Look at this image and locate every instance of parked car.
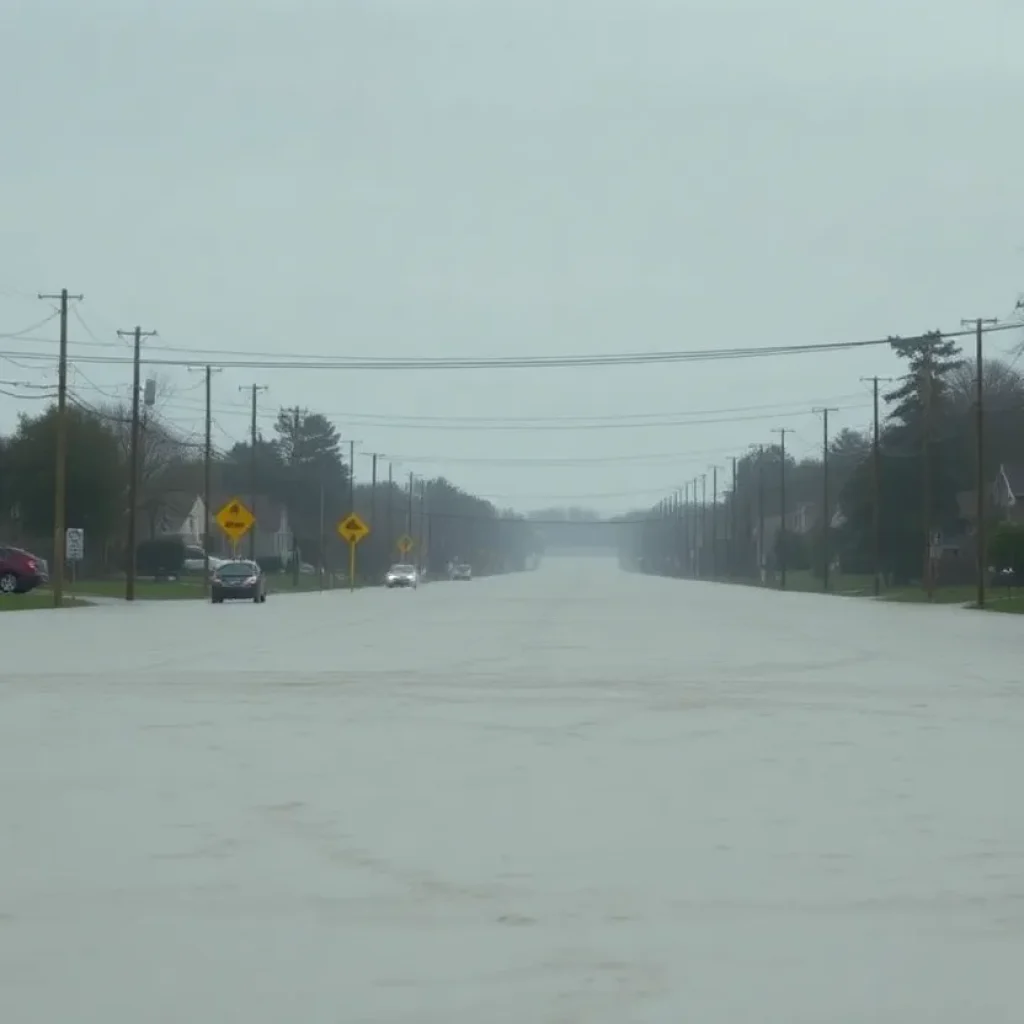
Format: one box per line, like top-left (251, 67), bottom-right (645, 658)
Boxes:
top-left (451, 563), bottom-right (472, 581)
top-left (384, 563), bottom-right (418, 589)
top-left (182, 545), bottom-right (229, 575)
top-left (990, 566), bottom-right (1022, 588)
top-left (0, 545), bottom-right (48, 594)
top-left (211, 560), bottom-right (267, 604)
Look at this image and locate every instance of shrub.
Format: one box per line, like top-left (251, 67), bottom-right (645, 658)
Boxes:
top-left (988, 522), bottom-right (1024, 574)
top-left (136, 537), bottom-right (185, 578)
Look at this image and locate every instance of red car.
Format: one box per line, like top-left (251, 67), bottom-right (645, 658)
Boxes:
top-left (0, 545), bottom-right (48, 595)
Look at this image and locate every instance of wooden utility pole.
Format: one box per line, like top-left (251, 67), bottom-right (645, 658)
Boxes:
top-left (118, 325), bottom-right (157, 601)
top-left (370, 453), bottom-right (378, 574)
top-left (772, 429), bottom-right (789, 590)
top-left (757, 446), bottom-right (765, 581)
top-left (922, 357), bottom-right (935, 601)
top-left (318, 475), bottom-right (325, 590)
top-left (730, 456), bottom-right (738, 579)
top-left (861, 376), bottom-right (893, 596)
top-left (37, 288), bottom-right (82, 607)
top-left (239, 384), bottom-right (268, 560)
top-left (362, 451), bottom-right (386, 576)
top-left (676, 488), bottom-right (684, 575)
top-left (962, 316), bottom-right (997, 608)
top-left (813, 407), bottom-right (839, 591)
top-left (205, 368), bottom-right (215, 586)
top-left (682, 482), bottom-right (690, 575)
top-left (709, 465), bottom-right (719, 579)
top-left (387, 462), bottom-right (394, 563)
top-left (348, 440), bottom-right (356, 514)
top-left (871, 377), bottom-right (882, 596)
top-left (188, 364), bottom-right (221, 594)
top-left (406, 472), bottom-right (414, 536)
top-left (291, 406), bottom-right (301, 586)
top-left (418, 480), bottom-right (428, 574)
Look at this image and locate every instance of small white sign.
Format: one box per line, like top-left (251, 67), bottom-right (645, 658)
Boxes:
top-left (65, 528), bottom-right (84, 562)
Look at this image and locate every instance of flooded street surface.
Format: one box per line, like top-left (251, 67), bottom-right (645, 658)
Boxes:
top-left (3, 557), bottom-right (1023, 1022)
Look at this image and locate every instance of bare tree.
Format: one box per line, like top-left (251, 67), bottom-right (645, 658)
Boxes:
top-left (95, 400), bottom-right (202, 538)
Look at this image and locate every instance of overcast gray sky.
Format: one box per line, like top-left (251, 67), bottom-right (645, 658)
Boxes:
top-left (3, 0), bottom-right (1023, 514)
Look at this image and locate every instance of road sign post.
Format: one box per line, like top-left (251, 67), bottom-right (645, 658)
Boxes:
top-left (65, 527), bottom-right (84, 562)
top-left (65, 528), bottom-right (84, 604)
top-left (337, 513), bottom-right (370, 592)
top-left (215, 498), bottom-right (256, 549)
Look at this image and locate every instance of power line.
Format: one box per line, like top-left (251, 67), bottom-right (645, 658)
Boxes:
top-left (85, 390), bottom-right (874, 433)
top-left (0, 311), bottom-right (62, 339)
top-left (158, 392), bottom-right (870, 425)
top-left (1, 321), bottom-right (1019, 371)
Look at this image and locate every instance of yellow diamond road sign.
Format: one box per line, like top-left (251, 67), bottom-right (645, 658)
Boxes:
top-left (215, 498), bottom-right (255, 540)
top-left (396, 534), bottom-right (414, 554)
top-left (338, 513), bottom-right (369, 544)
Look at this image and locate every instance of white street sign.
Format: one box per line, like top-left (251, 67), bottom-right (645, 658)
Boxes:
top-left (65, 528), bottom-right (84, 562)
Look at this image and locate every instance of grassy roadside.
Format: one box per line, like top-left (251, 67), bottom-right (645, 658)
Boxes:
top-left (727, 570), bottom-right (1024, 614)
top-left (0, 592), bottom-right (93, 611)
top-left (73, 574), bottom-right (339, 599)
top-left (2, 573), bottom-right (346, 608)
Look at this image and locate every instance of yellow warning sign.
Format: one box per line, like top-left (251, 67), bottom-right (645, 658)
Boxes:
top-left (215, 498), bottom-right (255, 541)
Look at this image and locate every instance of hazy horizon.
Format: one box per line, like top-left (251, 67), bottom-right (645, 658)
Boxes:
top-left (3, 0), bottom-right (1023, 516)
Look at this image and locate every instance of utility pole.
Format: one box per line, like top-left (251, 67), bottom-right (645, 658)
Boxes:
top-left (37, 288), bottom-right (83, 608)
top-left (239, 384), bottom-right (268, 560)
top-left (921, 356), bottom-right (935, 601)
top-left (370, 452), bottom-right (379, 575)
top-left (962, 316), bottom-right (997, 609)
top-left (682, 482), bottom-right (690, 576)
top-left (419, 480), bottom-right (429, 574)
top-left (699, 473), bottom-right (707, 578)
top-left (361, 451), bottom-right (386, 576)
top-left (709, 465), bottom-right (719, 579)
top-left (689, 481), bottom-right (696, 577)
top-left (370, 453), bottom-right (378, 528)
top-left (407, 472), bottom-right (414, 535)
top-left (676, 488), bottom-right (684, 575)
top-left (861, 376), bottom-right (893, 596)
top-left (813, 407), bottom-right (839, 591)
top-left (772, 429), bottom-right (789, 590)
top-left (318, 475), bottom-right (325, 591)
top-left (688, 478), bottom-right (696, 577)
top-left (188, 364), bottom-right (222, 594)
top-left (291, 406), bottom-right (301, 586)
top-left (348, 440), bottom-right (356, 513)
top-left (757, 446), bottom-right (765, 582)
top-left (730, 456), bottom-right (738, 579)
top-left (118, 325), bottom-right (157, 601)
top-left (387, 462), bottom-right (395, 563)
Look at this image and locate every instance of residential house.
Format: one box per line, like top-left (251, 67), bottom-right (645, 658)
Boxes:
top-left (754, 501), bottom-right (821, 567)
top-left (151, 492), bottom-right (293, 562)
top-left (992, 464), bottom-right (1024, 524)
top-left (143, 491), bottom-right (204, 545)
top-left (208, 493), bottom-right (293, 562)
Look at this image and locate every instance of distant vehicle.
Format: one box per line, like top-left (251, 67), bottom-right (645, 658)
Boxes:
top-left (183, 545), bottom-right (228, 575)
top-left (211, 560), bottom-right (267, 604)
top-left (384, 563), bottom-right (418, 589)
top-left (451, 563), bottom-right (472, 581)
top-left (0, 545), bottom-right (48, 595)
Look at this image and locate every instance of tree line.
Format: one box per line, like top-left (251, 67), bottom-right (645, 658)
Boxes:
top-left (621, 332), bottom-right (1024, 588)
top-left (0, 396), bottom-right (542, 580)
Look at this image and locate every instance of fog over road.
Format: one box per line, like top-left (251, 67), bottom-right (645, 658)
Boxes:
top-left (3, 558), bottom-right (1022, 1022)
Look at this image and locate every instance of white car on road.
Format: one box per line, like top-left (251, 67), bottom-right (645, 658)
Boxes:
top-left (183, 545), bottom-right (229, 575)
top-left (384, 564), bottom-right (418, 589)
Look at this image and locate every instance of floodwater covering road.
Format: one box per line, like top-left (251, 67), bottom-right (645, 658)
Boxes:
top-left (2, 557), bottom-right (1023, 1023)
